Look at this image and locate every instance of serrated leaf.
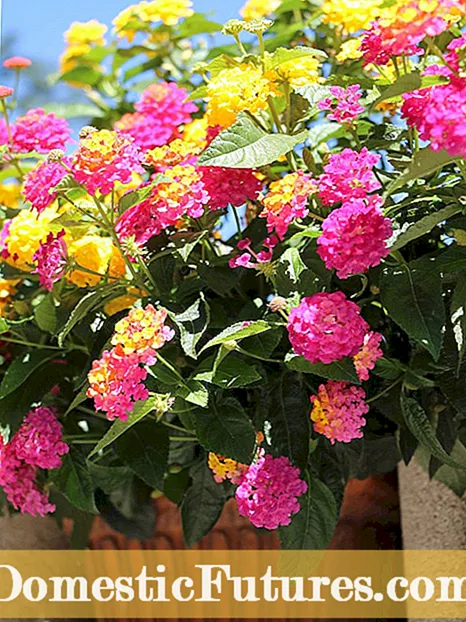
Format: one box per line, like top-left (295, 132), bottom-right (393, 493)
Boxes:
top-left (400, 394), bottom-right (466, 470)
top-left (181, 459), bottom-right (225, 548)
top-left (195, 396), bottom-right (255, 463)
top-left (279, 247), bottom-right (307, 283)
top-left (295, 84), bottom-right (332, 107)
top-left (186, 84), bottom-right (208, 101)
top-left (65, 385), bottom-right (90, 415)
top-left (201, 319), bottom-right (273, 352)
top-left (177, 14), bottom-right (222, 37)
top-left (88, 463), bottom-right (133, 494)
top-left (34, 294), bottom-right (57, 333)
top-left (88, 396), bottom-right (160, 458)
top-left (177, 379), bottom-right (209, 408)
top-left (385, 148), bottom-right (458, 197)
top-left (308, 121), bottom-right (342, 148)
top-left (51, 174), bottom-right (83, 193)
top-left (0, 350), bottom-right (55, 399)
top-left (390, 204), bottom-right (461, 252)
top-left (115, 421), bottom-right (169, 490)
top-left (380, 257), bottom-right (445, 360)
top-left (117, 174), bottom-right (172, 214)
top-left (285, 353), bottom-right (360, 383)
top-left (279, 477), bottom-right (338, 550)
top-left (198, 113), bottom-right (307, 168)
top-left (171, 294), bottom-right (209, 359)
top-left (52, 448), bottom-right (97, 513)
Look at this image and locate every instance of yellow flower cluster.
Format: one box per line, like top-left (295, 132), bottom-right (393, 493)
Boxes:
top-left (182, 117), bottom-right (209, 147)
top-left (240, 0), bottom-right (281, 21)
top-left (206, 64), bottom-right (278, 128)
top-left (336, 38), bottom-right (363, 63)
top-left (321, 0), bottom-right (384, 32)
top-left (0, 184), bottom-right (20, 209)
top-left (271, 56), bottom-right (321, 88)
top-left (113, 0), bottom-right (194, 41)
top-left (145, 138), bottom-right (200, 169)
top-left (2, 207), bottom-right (58, 271)
top-left (67, 236), bottom-right (126, 288)
top-left (104, 288), bottom-right (145, 316)
top-left (61, 20), bottom-right (107, 75)
top-left (208, 453), bottom-right (248, 484)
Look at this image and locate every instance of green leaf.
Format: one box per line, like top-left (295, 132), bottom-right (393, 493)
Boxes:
top-left (380, 257), bottom-right (445, 360)
top-left (34, 294), bottom-right (57, 333)
top-left (51, 174), bottom-right (83, 194)
top-left (373, 71), bottom-right (422, 106)
top-left (88, 396), bottom-right (160, 458)
top-left (264, 46), bottom-right (327, 73)
top-left (390, 204), bottom-right (461, 252)
top-left (374, 357), bottom-right (405, 380)
top-left (400, 394), bottom-right (466, 470)
top-left (171, 295), bottom-right (210, 359)
top-left (436, 246), bottom-right (466, 273)
top-left (177, 379), bottom-right (209, 408)
top-left (186, 84), bottom-right (208, 101)
top-left (0, 350), bottom-right (55, 399)
top-left (198, 113), bottom-right (307, 168)
top-left (115, 421), bottom-right (169, 490)
top-left (59, 66), bottom-right (102, 86)
top-left (0, 317), bottom-right (8, 334)
top-left (385, 148), bottom-right (458, 197)
top-left (266, 373), bottom-right (310, 470)
top-left (88, 463), bottom-right (133, 494)
top-left (451, 280), bottom-right (466, 371)
top-left (181, 459), bottom-right (225, 548)
top-left (117, 173), bottom-right (172, 214)
top-left (177, 14), bottom-right (222, 37)
top-left (307, 121), bottom-right (342, 148)
top-left (65, 385), bottom-right (89, 415)
top-left (241, 328), bottom-right (283, 358)
top-left (295, 84), bottom-right (332, 107)
top-left (285, 353), bottom-right (360, 383)
top-left (195, 396), bottom-right (256, 463)
top-left (164, 469), bottom-right (190, 504)
top-left (201, 320), bottom-right (273, 352)
top-left (278, 247), bottom-right (306, 283)
top-left (42, 103), bottom-right (104, 119)
top-left (196, 356), bottom-right (261, 388)
top-left (279, 477), bottom-right (338, 550)
top-left (52, 448), bottom-right (97, 514)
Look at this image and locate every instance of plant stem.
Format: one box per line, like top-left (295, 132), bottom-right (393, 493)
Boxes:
top-left (236, 346), bottom-right (282, 364)
top-left (231, 205), bottom-right (243, 237)
top-left (366, 378), bottom-right (402, 404)
top-left (169, 436), bottom-right (197, 442)
top-left (161, 420), bottom-right (192, 433)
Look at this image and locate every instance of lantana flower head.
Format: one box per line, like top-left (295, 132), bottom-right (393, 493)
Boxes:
top-left (87, 346), bottom-right (150, 421)
top-left (401, 78), bottom-right (466, 159)
top-left (1, 206), bottom-right (59, 271)
top-left (22, 158), bottom-right (71, 213)
top-left (115, 82), bottom-right (196, 150)
top-left (318, 147), bottom-right (381, 206)
top-left (240, 0), bottom-right (281, 20)
top-left (0, 86), bottom-right (14, 99)
top-left (317, 195), bottom-right (392, 278)
top-left (33, 230), bottom-right (68, 291)
top-left (261, 171), bottom-right (315, 238)
top-left (318, 84), bottom-right (364, 125)
top-left (205, 64), bottom-right (278, 128)
top-left (208, 453), bottom-right (248, 484)
top-left (3, 56), bottom-right (32, 69)
top-left (310, 380), bottom-right (369, 444)
top-left (12, 109), bottom-right (72, 153)
top-left (200, 166), bottom-right (262, 210)
top-left (113, 0), bottom-right (194, 40)
top-left (116, 165), bottom-right (209, 245)
top-left (322, 0), bottom-right (383, 32)
top-left (236, 453), bottom-right (307, 529)
top-left (67, 236), bottom-right (126, 288)
top-left (354, 331), bottom-right (383, 381)
top-left (287, 291), bottom-right (369, 364)
top-left (269, 56), bottom-right (321, 88)
top-left (64, 20), bottom-right (107, 45)
top-left (111, 305), bottom-right (174, 363)
top-left (72, 129), bottom-right (144, 195)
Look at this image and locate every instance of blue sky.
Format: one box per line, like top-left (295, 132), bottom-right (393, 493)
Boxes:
top-left (1, 0), bottom-right (243, 65)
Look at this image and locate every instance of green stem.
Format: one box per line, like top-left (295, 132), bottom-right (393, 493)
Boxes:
top-left (366, 378), bottom-right (402, 404)
top-left (236, 346), bottom-right (282, 364)
top-left (231, 205), bottom-right (243, 238)
top-left (233, 34), bottom-right (247, 56)
top-left (161, 420), bottom-right (192, 433)
top-left (268, 96), bottom-right (284, 134)
top-left (169, 436), bottom-right (197, 442)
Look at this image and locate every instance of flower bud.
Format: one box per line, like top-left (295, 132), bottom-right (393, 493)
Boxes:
top-left (47, 149), bottom-right (65, 162)
top-left (222, 19), bottom-right (245, 35)
top-left (243, 18), bottom-right (273, 34)
top-left (269, 296), bottom-right (287, 313)
top-left (79, 125), bottom-right (98, 139)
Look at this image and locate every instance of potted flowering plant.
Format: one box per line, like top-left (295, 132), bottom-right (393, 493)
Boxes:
top-left (0, 0), bottom-right (465, 549)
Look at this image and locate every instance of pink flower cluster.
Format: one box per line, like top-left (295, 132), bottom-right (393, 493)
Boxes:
top-left (310, 381), bottom-right (368, 444)
top-left (287, 292), bottom-right (369, 364)
top-left (318, 85), bottom-right (364, 125)
top-left (115, 82), bottom-right (197, 150)
top-left (72, 129), bottom-right (145, 196)
top-left (23, 158), bottom-right (71, 213)
top-left (354, 331), bottom-right (383, 381)
top-left (87, 305), bottom-right (174, 421)
top-left (229, 235), bottom-right (278, 269)
top-left (317, 196), bottom-right (392, 278)
top-left (235, 453), bottom-right (307, 529)
top-left (401, 77), bottom-right (466, 159)
top-left (87, 347), bottom-right (151, 421)
top-left (33, 230), bottom-right (68, 291)
top-left (318, 148), bottom-right (381, 206)
top-left (0, 407), bottom-right (68, 516)
top-left (116, 166), bottom-right (210, 246)
top-left (200, 166), bottom-right (262, 210)
top-left (261, 171), bottom-right (315, 238)
top-left (8, 108), bottom-right (72, 153)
